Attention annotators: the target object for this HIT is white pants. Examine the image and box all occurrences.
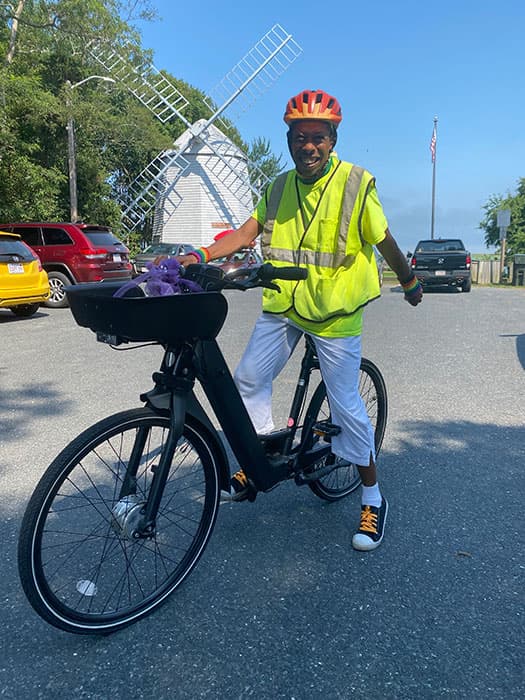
[234,314,376,466]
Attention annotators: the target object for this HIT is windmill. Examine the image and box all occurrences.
[90,25,302,245]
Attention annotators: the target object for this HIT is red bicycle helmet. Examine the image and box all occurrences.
[284,89,342,126]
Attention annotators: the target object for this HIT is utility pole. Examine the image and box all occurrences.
[430,116,438,240]
[497,209,511,283]
[65,76,115,222]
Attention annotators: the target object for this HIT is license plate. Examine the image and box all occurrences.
[113,254,122,262]
[435,270,446,276]
[8,263,24,274]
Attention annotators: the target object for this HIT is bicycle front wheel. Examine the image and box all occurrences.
[308,358,388,501]
[18,408,221,635]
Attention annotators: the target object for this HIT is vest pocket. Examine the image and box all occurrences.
[311,218,339,260]
[293,261,379,322]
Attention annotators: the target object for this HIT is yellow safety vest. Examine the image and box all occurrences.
[261,161,381,324]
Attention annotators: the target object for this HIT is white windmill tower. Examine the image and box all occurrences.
[90,25,302,246]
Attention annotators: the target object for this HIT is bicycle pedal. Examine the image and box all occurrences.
[312,421,341,438]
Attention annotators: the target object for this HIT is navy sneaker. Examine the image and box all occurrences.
[224,469,250,502]
[352,498,388,551]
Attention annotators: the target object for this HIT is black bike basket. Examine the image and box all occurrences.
[66,282,228,344]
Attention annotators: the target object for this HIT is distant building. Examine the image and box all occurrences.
[151,120,254,247]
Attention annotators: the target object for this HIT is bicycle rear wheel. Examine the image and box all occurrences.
[18,408,221,635]
[307,358,388,501]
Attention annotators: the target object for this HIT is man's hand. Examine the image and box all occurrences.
[375,230,423,307]
[153,254,196,267]
[175,254,200,267]
[404,285,423,306]
[400,275,423,306]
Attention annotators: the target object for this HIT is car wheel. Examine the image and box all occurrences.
[10,304,40,317]
[462,279,472,292]
[45,272,71,308]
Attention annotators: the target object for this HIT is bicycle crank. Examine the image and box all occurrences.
[294,459,339,485]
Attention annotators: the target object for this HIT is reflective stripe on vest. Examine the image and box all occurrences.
[261,164,367,268]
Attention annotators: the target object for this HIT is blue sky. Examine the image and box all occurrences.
[134,0,524,254]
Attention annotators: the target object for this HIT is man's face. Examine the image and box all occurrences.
[288,120,335,180]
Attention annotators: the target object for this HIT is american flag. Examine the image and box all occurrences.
[430,126,437,163]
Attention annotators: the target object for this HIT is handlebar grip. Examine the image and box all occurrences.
[259,263,307,281]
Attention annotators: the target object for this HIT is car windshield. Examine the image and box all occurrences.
[0,235,35,261]
[416,240,464,252]
[216,250,259,263]
[83,229,124,247]
[142,243,186,255]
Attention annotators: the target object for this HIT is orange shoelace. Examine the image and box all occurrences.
[232,469,247,486]
[359,506,378,534]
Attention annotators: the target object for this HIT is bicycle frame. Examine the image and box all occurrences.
[133,333,330,527]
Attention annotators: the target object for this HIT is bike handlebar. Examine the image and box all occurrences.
[258,263,307,282]
[183,262,307,292]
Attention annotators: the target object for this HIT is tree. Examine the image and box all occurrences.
[479,178,525,257]
[0,0,159,228]
[0,1,284,236]
[248,136,285,180]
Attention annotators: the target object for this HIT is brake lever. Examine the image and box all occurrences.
[262,281,281,291]
[222,265,280,291]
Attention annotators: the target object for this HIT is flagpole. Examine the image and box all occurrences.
[430,116,438,240]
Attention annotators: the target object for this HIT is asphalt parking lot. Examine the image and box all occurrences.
[1,282,524,699]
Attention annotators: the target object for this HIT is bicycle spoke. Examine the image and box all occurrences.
[19,410,220,632]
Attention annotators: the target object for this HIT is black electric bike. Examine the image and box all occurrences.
[18,263,387,635]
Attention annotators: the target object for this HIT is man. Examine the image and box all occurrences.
[179,89,423,550]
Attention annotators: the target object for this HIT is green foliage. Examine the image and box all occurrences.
[248,136,285,180]
[124,230,144,258]
[0,0,283,236]
[479,178,525,257]
[0,153,65,221]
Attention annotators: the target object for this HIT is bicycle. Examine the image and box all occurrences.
[17,263,387,635]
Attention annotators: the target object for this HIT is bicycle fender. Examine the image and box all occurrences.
[143,388,230,492]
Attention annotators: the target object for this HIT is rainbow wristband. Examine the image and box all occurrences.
[401,274,422,295]
[188,247,210,264]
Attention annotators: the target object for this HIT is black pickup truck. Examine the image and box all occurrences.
[409,238,472,292]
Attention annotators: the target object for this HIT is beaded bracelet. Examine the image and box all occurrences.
[400,274,422,296]
[187,247,210,264]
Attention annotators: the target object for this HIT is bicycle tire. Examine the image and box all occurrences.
[18,407,221,635]
[307,358,388,501]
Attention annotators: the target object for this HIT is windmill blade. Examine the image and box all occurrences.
[89,28,302,233]
[89,40,193,126]
[203,24,302,124]
[120,150,190,232]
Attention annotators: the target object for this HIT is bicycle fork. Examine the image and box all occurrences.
[112,350,193,541]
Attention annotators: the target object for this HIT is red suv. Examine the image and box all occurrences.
[0,223,132,308]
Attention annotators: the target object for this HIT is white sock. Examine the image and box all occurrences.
[361,483,382,508]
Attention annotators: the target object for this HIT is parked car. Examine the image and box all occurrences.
[0,231,49,317]
[131,242,195,276]
[0,222,132,308]
[210,248,263,275]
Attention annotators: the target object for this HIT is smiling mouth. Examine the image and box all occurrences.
[299,157,320,169]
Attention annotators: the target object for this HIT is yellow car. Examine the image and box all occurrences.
[0,231,50,317]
